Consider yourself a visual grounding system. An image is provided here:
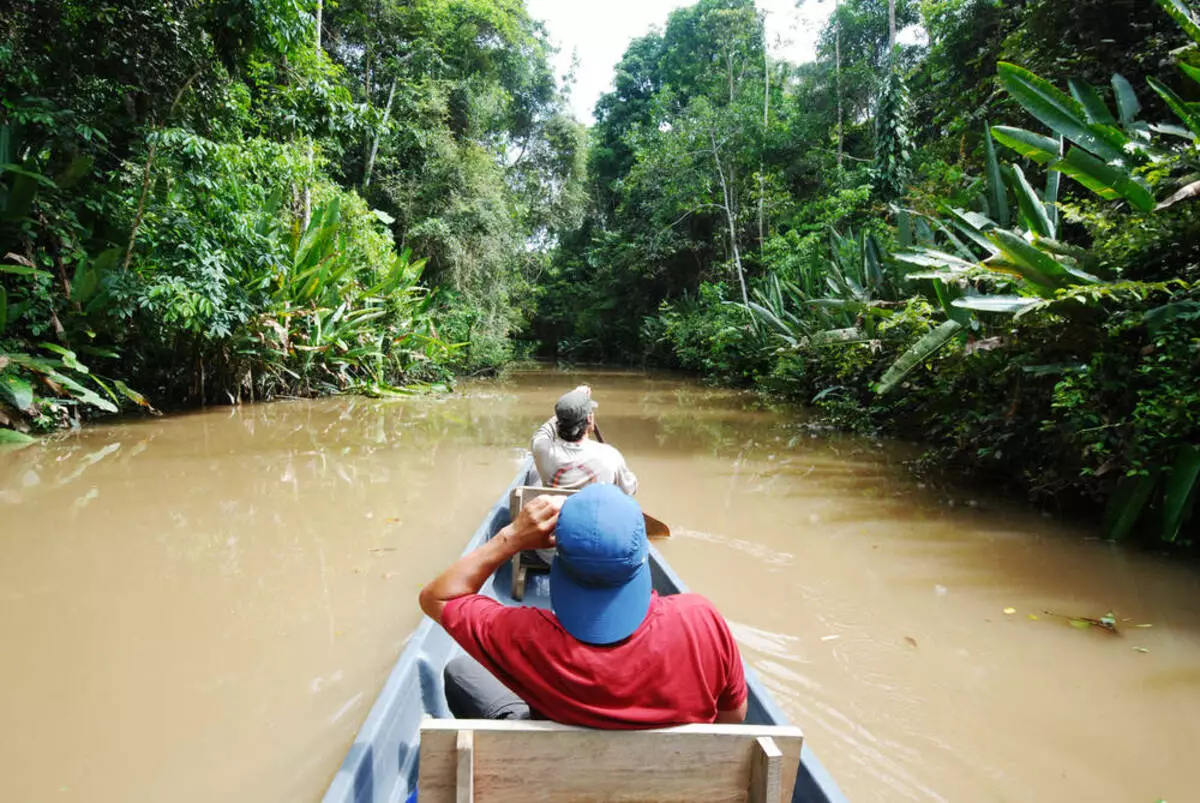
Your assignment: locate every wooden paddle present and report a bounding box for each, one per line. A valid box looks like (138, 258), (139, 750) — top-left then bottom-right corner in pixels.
(591, 419), (671, 539)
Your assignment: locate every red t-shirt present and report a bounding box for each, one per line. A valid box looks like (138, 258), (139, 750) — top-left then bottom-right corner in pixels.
(440, 591), (747, 729)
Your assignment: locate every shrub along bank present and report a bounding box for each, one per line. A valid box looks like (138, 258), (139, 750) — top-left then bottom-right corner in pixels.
(543, 0), (1199, 548)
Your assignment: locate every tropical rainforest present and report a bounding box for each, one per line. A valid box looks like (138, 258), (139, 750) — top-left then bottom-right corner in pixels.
(2, 0), (1198, 546)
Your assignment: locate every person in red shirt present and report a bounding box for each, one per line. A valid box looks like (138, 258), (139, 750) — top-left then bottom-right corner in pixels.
(418, 483), (748, 728)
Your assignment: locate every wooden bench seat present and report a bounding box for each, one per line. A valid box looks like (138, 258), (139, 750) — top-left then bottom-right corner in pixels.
(417, 718), (804, 803)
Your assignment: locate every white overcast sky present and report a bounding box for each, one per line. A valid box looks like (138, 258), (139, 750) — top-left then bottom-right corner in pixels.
(525, 0), (837, 124)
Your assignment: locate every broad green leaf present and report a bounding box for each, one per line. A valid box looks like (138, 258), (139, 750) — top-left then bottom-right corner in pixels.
(1054, 147), (1156, 212)
(1069, 79), (1117, 126)
(0, 373), (34, 410)
(987, 229), (1075, 291)
(933, 279), (973, 326)
(1010, 165), (1055, 237)
(39, 343), (84, 372)
(1104, 472), (1158, 541)
(983, 121), (1010, 228)
(0, 285), (6, 335)
(1113, 73), (1143, 129)
(945, 208), (1000, 254)
(0, 264), (52, 279)
(0, 428), (36, 450)
(997, 63), (1129, 163)
(991, 126), (1061, 164)
(1156, 0), (1200, 45)
(1181, 62), (1200, 88)
(904, 269), (972, 281)
(1148, 76), (1200, 137)
(1161, 445), (1200, 543)
(894, 248), (975, 271)
(1151, 122), (1198, 140)
(952, 295), (1042, 314)
(1044, 137), (1064, 234)
(875, 319), (964, 395)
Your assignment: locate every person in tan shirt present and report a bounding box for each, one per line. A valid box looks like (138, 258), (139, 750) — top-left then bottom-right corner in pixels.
(530, 385), (637, 495)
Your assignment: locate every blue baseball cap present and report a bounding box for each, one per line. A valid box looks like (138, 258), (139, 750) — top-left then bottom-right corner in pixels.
(550, 484), (651, 645)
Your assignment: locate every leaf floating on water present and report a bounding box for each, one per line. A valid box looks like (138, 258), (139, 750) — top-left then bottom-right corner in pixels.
(1133, 646), (1150, 653)
(1003, 607), (1017, 615)
(1134, 623), (1153, 628)
(904, 636), (918, 648)
(1027, 614), (1039, 620)
(1044, 609), (1120, 634)
(820, 634), (840, 642)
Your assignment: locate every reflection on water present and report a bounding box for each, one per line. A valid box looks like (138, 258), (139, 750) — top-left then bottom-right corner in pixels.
(2, 368), (1199, 803)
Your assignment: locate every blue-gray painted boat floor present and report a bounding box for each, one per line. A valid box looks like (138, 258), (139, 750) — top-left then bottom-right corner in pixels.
(321, 461), (847, 803)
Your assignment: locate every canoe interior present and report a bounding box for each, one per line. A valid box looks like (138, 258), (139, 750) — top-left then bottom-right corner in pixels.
(321, 461), (846, 803)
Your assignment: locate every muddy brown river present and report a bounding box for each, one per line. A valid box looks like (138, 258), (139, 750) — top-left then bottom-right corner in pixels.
(1, 368), (1197, 802)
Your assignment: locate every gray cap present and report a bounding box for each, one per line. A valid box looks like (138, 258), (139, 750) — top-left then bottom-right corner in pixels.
(555, 389), (597, 430)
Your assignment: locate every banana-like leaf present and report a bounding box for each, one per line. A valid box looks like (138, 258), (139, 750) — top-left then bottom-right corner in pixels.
(1156, 0), (1200, 45)
(983, 121), (1010, 228)
(987, 229), (1075, 290)
(951, 295), (1042, 314)
(1112, 74), (1142, 127)
(945, 208), (1000, 254)
(746, 301), (800, 346)
(997, 63), (1129, 163)
(1181, 62), (1200, 88)
(991, 126), (1061, 164)
(1149, 122), (1196, 140)
(1069, 79), (1117, 126)
(1044, 136), (1063, 234)
(1055, 147), (1156, 212)
(933, 278), (973, 326)
(1161, 445), (1200, 543)
(905, 269), (971, 281)
(1148, 76), (1200, 137)
(1104, 472), (1158, 541)
(1010, 165), (1055, 237)
(894, 247), (976, 270)
(875, 319), (963, 395)
(929, 218), (978, 261)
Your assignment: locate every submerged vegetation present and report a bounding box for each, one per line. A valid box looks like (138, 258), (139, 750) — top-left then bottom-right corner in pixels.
(2, 0), (1197, 546)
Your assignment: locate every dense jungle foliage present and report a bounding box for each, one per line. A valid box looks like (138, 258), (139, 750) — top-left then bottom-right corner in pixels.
(3, 0), (1198, 546)
(1, 0), (585, 438)
(537, 0), (1200, 547)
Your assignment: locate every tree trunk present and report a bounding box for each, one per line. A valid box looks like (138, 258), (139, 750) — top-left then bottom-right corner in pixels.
(363, 76), (397, 191)
(888, 0), (896, 58)
(710, 130), (750, 312)
(759, 28), (768, 250)
(303, 0), (323, 230)
(835, 0), (843, 174)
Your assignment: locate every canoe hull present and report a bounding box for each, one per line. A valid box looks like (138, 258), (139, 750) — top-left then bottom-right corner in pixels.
(322, 463), (846, 803)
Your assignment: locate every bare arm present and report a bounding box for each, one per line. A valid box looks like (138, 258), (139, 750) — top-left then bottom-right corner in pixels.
(419, 496), (565, 624)
(715, 699), (748, 724)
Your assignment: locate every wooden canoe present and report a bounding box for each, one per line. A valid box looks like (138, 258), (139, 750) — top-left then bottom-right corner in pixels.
(321, 458), (847, 803)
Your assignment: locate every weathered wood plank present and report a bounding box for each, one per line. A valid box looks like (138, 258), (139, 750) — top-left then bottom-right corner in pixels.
(456, 730), (474, 803)
(749, 735), (782, 803)
(418, 719), (803, 803)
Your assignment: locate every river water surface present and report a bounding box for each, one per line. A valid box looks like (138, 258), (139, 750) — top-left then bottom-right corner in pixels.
(2, 368), (1198, 802)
